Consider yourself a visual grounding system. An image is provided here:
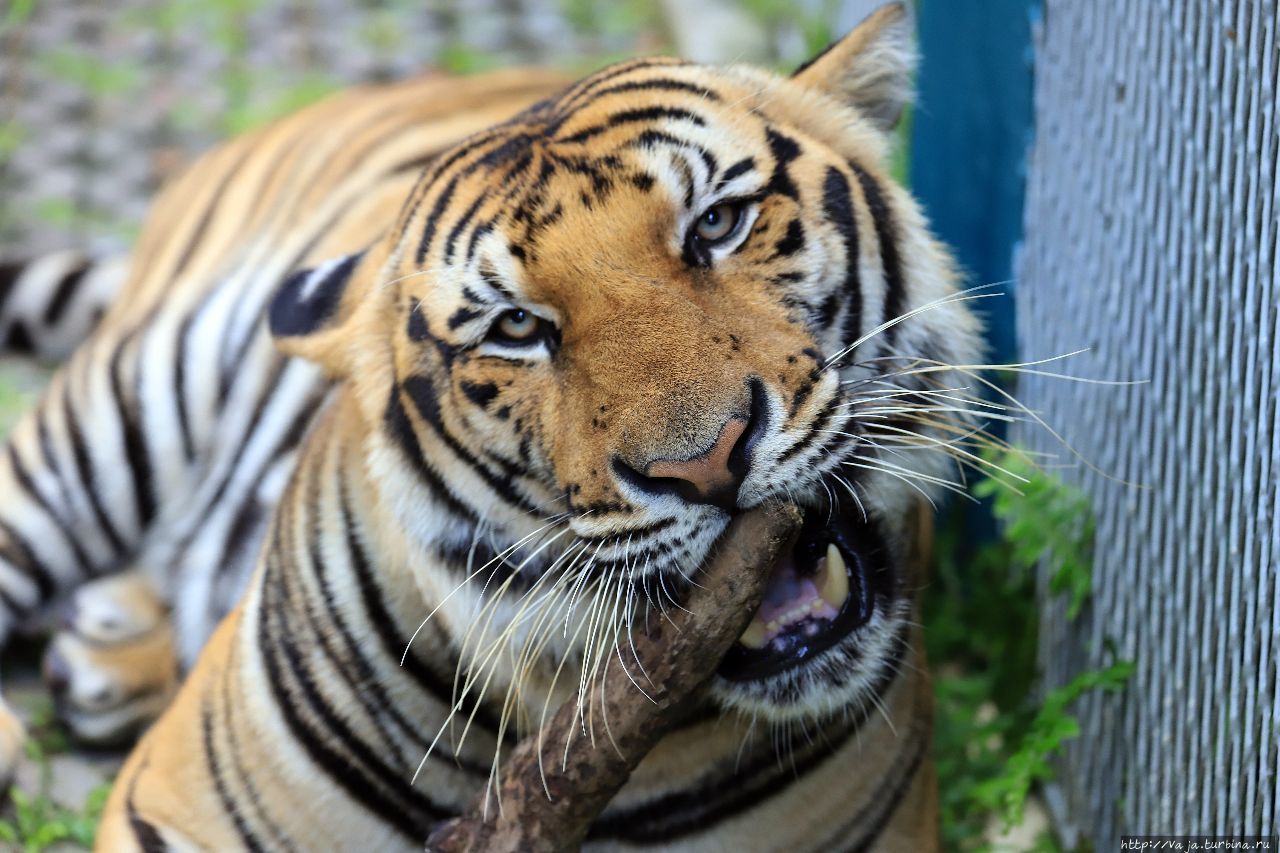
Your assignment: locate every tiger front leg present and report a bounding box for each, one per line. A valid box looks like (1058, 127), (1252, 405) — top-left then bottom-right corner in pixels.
(43, 572), (178, 746)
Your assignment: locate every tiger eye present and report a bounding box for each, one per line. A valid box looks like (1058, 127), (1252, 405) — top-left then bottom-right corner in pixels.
(496, 309), (539, 341)
(694, 203), (741, 243)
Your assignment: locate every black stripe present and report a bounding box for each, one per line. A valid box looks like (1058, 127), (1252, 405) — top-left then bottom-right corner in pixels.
(218, 629), (298, 852)
(415, 132), (528, 265)
(446, 305), (484, 332)
(459, 380), (498, 408)
(774, 219), (806, 257)
(407, 303), (431, 342)
(401, 376), (540, 513)
(290, 480), (404, 758)
(336, 476), (512, 742)
(589, 720), (855, 843)
(672, 155), (696, 209)
(588, 78), (722, 103)
(256, 546), (443, 840)
(476, 131), (538, 171)
(109, 340), (157, 528)
(415, 172), (466, 266)
(161, 361), (323, 579)
(816, 291), (840, 329)
(125, 752), (169, 853)
(0, 577), (23, 615)
(778, 397), (838, 464)
(210, 498), (266, 597)
(168, 142), (258, 281)
(0, 261), (21, 312)
(786, 366), (820, 418)
(718, 156), (756, 188)
(0, 517), (55, 604)
(6, 446), (93, 577)
(173, 313), (197, 460)
(626, 130), (718, 180)
(3, 320), (33, 353)
(848, 162), (905, 350)
(464, 220), (496, 264)
(60, 383), (127, 554)
(837, 724), (931, 852)
(590, 625), (909, 842)
(443, 190), (491, 264)
(127, 813), (168, 852)
(42, 263), (90, 325)
(765, 128), (802, 199)
(383, 389), (480, 524)
(266, 519), (456, 815)
(278, 505), (400, 757)
(557, 58), (689, 110)
(572, 516), (676, 546)
(202, 699), (268, 853)
(36, 412), (81, 533)
(559, 106), (708, 145)
(478, 266), (516, 301)
(395, 128), (506, 238)
(822, 167), (863, 348)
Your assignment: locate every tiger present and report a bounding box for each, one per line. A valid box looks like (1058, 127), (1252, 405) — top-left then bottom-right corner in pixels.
(0, 3), (986, 849)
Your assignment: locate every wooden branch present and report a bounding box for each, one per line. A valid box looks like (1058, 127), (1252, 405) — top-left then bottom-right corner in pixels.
(426, 502), (803, 853)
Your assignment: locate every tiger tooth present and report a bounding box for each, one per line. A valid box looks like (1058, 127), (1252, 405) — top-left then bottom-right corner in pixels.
(822, 544), (849, 608)
(738, 617), (769, 649)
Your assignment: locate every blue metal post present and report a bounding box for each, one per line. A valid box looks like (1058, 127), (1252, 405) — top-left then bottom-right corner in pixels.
(910, 0), (1038, 370)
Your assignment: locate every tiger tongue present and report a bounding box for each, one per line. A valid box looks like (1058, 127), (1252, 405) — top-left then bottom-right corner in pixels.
(736, 542), (849, 649)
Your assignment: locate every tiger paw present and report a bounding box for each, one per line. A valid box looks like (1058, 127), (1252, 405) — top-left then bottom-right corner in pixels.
(43, 574), (178, 746)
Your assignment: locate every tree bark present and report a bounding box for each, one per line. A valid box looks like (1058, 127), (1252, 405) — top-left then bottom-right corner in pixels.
(426, 502), (802, 853)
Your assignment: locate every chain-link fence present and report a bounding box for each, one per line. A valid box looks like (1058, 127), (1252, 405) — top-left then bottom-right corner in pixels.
(1019, 0), (1278, 841)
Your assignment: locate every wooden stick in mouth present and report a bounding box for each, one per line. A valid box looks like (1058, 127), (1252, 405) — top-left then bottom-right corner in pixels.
(426, 502), (803, 853)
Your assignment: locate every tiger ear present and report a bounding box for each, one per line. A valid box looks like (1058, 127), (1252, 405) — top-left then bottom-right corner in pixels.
(791, 2), (916, 132)
(269, 250), (370, 375)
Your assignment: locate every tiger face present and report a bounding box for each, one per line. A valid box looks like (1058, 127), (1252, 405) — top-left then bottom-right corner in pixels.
(272, 4), (979, 727)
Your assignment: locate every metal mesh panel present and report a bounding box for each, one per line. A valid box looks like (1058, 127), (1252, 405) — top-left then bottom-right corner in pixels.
(1018, 0), (1278, 840)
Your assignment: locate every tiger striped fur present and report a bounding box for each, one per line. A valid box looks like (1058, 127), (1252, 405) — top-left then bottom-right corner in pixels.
(0, 251), (127, 360)
(0, 4), (983, 849)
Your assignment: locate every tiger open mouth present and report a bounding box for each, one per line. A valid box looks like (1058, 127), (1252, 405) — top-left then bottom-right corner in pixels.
(717, 503), (894, 682)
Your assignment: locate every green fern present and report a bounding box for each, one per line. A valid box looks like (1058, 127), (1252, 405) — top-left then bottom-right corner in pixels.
(928, 447), (1132, 850)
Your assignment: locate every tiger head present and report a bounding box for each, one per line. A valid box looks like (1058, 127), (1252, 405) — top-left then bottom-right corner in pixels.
(271, 3), (981, 727)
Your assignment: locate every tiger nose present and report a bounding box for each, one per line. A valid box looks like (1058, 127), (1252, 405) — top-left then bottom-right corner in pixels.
(614, 380), (768, 511)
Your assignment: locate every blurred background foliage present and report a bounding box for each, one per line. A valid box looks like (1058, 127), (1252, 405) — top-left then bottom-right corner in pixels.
(0, 0), (884, 257)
